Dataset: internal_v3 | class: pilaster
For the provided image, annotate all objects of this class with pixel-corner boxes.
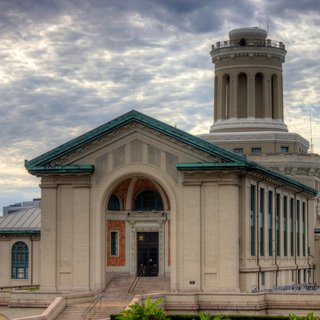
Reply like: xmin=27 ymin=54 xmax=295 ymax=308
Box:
xmin=39 ymin=178 xmax=58 ymax=291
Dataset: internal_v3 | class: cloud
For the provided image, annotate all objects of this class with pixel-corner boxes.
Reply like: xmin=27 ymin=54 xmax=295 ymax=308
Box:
xmin=0 ymin=0 xmax=319 ymax=213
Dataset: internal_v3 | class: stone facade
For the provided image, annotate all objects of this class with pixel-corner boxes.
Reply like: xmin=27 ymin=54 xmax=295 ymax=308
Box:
xmin=0 ymin=28 xmax=318 ymax=303
xmin=201 ymin=27 xmax=320 ymax=286
xmin=0 ymin=236 xmax=40 ymax=288
xmin=9 ymin=110 xmax=313 ymax=294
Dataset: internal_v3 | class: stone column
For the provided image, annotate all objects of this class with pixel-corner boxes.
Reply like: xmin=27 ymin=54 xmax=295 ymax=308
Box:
xmin=218 ymin=183 xmax=240 ymax=291
xmin=214 ymin=76 xmax=218 ymax=122
xmin=73 ymin=185 xmax=91 ymax=291
xmin=216 ymin=74 xmax=223 ymax=120
xmin=180 ymin=183 xmax=201 ymax=291
xmin=230 ymin=74 xmax=238 ymax=118
xmin=39 ymin=177 xmax=57 ymax=291
xmin=264 ymin=74 xmax=272 ymax=118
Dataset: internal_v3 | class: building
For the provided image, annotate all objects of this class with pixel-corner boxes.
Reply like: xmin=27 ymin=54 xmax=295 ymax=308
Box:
xmin=2 ymin=199 xmax=41 ymax=216
xmin=199 ymin=27 xmax=320 ymax=285
xmin=0 ymin=27 xmax=319 ymax=304
xmin=0 ymin=207 xmax=40 ymax=287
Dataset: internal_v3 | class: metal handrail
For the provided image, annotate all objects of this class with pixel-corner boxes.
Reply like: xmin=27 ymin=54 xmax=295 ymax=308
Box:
xmin=81 ymin=293 xmax=103 ymax=320
xmin=128 ymin=265 xmax=145 ymax=293
xmin=211 ymin=39 xmax=285 ymax=51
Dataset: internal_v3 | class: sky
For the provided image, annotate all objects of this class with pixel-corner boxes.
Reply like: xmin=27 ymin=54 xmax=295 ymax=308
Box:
xmin=0 ymin=0 xmax=319 ymax=214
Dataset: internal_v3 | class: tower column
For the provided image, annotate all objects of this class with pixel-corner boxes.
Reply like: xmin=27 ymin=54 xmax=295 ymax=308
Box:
xmin=214 ymin=76 xmax=218 ymax=122
xmin=230 ymin=73 xmax=238 ymax=118
xmin=274 ymin=73 xmax=283 ymax=120
xmin=264 ymin=73 xmax=272 ymax=118
xmin=280 ymin=75 xmax=284 ymax=121
xmin=216 ymin=74 xmax=223 ymax=121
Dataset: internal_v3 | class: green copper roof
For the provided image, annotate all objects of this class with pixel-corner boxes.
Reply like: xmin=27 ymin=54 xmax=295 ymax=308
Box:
xmin=24 ymin=110 xmax=317 ymax=196
xmin=25 ymin=165 xmax=94 ymax=175
xmin=0 ymin=229 xmax=41 ymax=236
xmin=177 ymin=162 xmax=317 ymax=196
xmin=25 ymin=110 xmax=247 ymax=174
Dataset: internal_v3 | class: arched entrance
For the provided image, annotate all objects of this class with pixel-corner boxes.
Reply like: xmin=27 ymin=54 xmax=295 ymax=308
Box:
xmin=105 ymin=176 xmax=170 ymax=278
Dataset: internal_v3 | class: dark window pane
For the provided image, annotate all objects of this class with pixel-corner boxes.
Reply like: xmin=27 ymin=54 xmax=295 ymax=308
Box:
xmin=134 ymin=190 xmax=164 ymax=211
xmin=107 ymin=194 xmax=120 ymax=211
xmin=11 ymin=242 xmax=29 ymax=279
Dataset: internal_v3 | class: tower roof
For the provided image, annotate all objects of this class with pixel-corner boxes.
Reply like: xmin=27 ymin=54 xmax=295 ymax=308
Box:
xmin=229 ymin=27 xmax=267 ymax=41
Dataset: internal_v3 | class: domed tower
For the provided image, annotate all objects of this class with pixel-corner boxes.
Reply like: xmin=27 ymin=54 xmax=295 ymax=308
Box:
xmin=201 ymin=27 xmax=310 ymax=155
xmin=200 ymin=30 xmax=320 ymax=275
xmin=210 ymin=27 xmax=287 ymax=133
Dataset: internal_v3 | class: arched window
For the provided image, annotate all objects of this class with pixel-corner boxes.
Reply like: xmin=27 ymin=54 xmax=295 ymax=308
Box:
xmin=255 ymin=73 xmax=264 ymax=118
xmin=11 ymin=242 xmax=29 ymax=279
xmin=237 ymin=73 xmax=247 ymax=118
xmin=107 ymin=194 xmax=121 ymax=211
xmin=134 ymin=190 xmax=164 ymax=211
xmin=271 ymin=74 xmax=279 ymax=119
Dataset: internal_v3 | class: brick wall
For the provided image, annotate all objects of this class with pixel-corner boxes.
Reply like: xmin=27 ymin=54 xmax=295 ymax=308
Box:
xmin=106 ymin=220 xmax=126 ymax=266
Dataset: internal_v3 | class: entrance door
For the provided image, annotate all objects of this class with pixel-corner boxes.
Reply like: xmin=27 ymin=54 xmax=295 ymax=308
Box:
xmin=137 ymin=232 xmax=159 ymax=276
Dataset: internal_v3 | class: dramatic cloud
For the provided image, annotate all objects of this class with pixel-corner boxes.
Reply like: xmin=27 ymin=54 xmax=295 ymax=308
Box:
xmin=0 ymin=0 xmax=319 ymax=213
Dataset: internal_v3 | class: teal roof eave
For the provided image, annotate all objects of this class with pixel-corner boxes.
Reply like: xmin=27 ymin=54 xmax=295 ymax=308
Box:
xmin=177 ymin=162 xmax=317 ymax=196
xmin=26 ymin=165 xmax=94 ymax=175
xmin=0 ymin=230 xmax=41 ymax=236
xmin=25 ymin=110 xmax=247 ymax=169
xmin=252 ymin=164 xmax=317 ymax=196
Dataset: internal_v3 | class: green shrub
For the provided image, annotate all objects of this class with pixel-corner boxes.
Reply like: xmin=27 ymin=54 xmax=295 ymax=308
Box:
xmin=111 ymin=311 xmax=318 ymax=320
xmin=116 ymin=297 xmax=169 ymax=320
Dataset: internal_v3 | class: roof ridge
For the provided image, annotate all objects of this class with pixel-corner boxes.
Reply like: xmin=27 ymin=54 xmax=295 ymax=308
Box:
xmin=25 ymin=109 xmax=247 ymax=170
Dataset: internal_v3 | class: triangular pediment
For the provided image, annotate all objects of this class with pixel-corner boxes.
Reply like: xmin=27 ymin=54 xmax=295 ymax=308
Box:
xmin=24 ymin=110 xmax=317 ymax=196
xmin=25 ymin=110 xmax=246 ymax=175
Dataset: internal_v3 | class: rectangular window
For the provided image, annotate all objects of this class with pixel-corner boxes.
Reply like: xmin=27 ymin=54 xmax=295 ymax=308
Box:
xmin=234 ymin=148 xmax=244 ymax=154
xmin=250 ymin=185 xmax=256 ymax=256
xmin=252 ymin=147 xmax=261 ymax=154
xmin=302 ymin=202 xmax=306 ymax=257
xmin=110 ymin=231 xmax=119 ymax=256
xmin=290 ymin=198 xmax=294 ymax=256
xmin=268 ymin=191 xmax=273 ymax=256
xmin=297 ymin=200 xmax=300 ymax=256
xmin=280 ymin=146 xmax=289 ymax=153
xmin=283 ymin=195 xmax=287 ymax=256
xmin=276 ymin=193 xmax=281 ymax=256
xmin=260 ymin=188 xmax=265 ymax=256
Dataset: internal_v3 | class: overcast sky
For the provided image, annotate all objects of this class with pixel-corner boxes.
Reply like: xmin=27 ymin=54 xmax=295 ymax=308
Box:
xmin=0 ymin=0 xmax=319 ymax=214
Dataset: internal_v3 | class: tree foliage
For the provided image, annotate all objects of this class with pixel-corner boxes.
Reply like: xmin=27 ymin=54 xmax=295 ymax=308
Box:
xmin=116 ymin=297 xmax=169 ymax=320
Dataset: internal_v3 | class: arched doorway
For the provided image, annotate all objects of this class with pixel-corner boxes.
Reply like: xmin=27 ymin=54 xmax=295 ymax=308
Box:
xmin=105 ymin=176 xmax=170 ymax=278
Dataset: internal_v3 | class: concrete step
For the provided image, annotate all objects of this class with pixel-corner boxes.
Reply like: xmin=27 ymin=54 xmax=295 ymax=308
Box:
xmin=56 ymin=277 xmax=170 ymax=320
xmin=105 ymin=276 xmax=170 ymax=295
xmin=55 ymin=302 xmax=127 ymax=320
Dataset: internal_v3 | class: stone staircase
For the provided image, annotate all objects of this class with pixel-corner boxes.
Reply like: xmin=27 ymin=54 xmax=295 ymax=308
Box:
xmin=55 ymin=276 xmax=170 ymax=319
xmin=105 ymin=276 xmax=170 ymax=296
xmin=55 ymin=300 xmax=128 ymax=320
